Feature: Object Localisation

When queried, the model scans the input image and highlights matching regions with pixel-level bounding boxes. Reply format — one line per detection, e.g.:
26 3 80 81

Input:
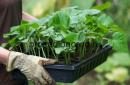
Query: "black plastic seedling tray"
44 45 112 83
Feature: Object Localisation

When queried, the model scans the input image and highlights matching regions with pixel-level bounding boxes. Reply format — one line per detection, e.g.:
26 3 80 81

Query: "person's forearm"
22 11 38 22
0 47 10 65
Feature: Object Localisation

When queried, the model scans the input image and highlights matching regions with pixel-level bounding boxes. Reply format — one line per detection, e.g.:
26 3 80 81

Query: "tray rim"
44 45 112 70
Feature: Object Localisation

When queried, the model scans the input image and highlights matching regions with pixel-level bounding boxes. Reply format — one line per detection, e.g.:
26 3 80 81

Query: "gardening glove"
6 51 57 85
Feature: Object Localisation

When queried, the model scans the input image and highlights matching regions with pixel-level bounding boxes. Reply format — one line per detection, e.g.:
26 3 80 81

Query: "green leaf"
110 24 124 33
4 31 19 39
77 31 86 42
97 14 113 27
21 38 29 43
61 6 80 16
108 32 128 52
21 20 29 24
55 47 67 54
83 9 101 15
49 11 70 30
53 34 63 41
30 23 39 28
38 15 53 25
40 27 54 37
92 2 112 11
64 32 78 43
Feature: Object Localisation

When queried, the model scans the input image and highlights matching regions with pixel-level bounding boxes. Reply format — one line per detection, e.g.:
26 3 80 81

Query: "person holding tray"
0 0 56 85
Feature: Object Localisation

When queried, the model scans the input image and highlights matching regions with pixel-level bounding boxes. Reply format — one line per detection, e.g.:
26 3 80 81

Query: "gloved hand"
6 51 57 85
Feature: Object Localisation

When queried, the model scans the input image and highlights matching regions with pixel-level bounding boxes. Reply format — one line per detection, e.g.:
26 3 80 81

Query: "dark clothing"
0 0 22 43
0 64 28 85
0 1 27 85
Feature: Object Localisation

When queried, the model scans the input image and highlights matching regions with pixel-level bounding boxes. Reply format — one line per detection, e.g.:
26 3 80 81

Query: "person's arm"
0 47 56 85
22 11 38 22
0 47 10 65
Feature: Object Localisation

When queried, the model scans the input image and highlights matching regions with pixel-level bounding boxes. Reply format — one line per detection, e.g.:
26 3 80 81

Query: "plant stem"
47 44 49 57
30 42 34 55
48 42 57 59
41 46 46 58
65 43 69 64
32 39 36 56
39 39 46 58
19 45 22 53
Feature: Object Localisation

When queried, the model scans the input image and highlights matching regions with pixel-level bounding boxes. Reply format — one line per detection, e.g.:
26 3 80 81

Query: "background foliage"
23 0 130 85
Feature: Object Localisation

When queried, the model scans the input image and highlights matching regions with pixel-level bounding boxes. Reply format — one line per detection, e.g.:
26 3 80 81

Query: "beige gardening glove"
6 51 57 85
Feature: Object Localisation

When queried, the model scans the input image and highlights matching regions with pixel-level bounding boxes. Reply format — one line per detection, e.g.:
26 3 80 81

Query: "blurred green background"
23 0 130 85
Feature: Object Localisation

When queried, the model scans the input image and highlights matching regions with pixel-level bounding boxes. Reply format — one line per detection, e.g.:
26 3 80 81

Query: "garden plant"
4 7 126 82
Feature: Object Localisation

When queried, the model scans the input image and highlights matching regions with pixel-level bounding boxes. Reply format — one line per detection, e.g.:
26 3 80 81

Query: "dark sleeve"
0 0 16 7
0 0 22 43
